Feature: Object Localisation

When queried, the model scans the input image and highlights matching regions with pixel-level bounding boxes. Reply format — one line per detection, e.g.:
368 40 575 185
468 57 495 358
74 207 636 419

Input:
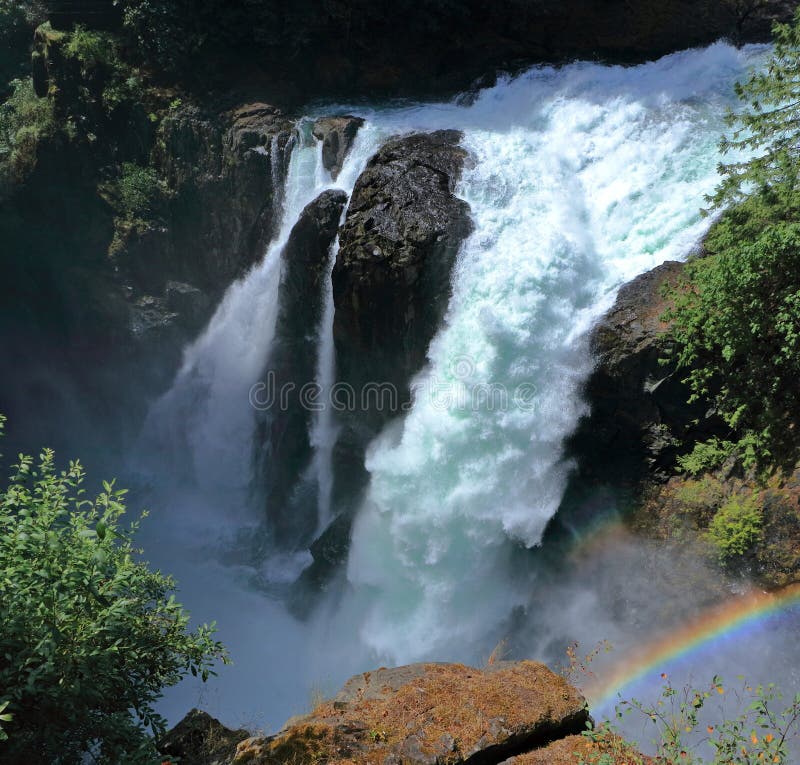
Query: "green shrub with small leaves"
707 493 762 562
0 76 55 181
0 415 228 764
108 161 167 221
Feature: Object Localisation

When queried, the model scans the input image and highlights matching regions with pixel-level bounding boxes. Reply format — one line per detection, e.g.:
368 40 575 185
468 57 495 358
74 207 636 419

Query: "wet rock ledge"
160 661 650 765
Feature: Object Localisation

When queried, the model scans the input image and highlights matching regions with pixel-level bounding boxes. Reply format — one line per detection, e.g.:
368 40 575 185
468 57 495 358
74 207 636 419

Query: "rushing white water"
131 42 772 731
309 229 344 535
320 42 766 668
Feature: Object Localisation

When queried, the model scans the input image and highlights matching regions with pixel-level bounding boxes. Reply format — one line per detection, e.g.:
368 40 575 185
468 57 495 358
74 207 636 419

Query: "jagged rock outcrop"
312 116 365 180
145 103 292 290
333 129 472 435
158 709 249 765
568 260 719 484
257 189 348 546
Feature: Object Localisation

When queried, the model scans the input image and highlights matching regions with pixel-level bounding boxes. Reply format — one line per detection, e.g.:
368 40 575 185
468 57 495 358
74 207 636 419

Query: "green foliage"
106 162 167 221
677 438 738 476
708 493 762 562
0 416 228 764
667 9 800 474
668 187 800 472
0 76 55 181
0 2 47 97
712 6 800 208
65 26 118 70
595 675 800 764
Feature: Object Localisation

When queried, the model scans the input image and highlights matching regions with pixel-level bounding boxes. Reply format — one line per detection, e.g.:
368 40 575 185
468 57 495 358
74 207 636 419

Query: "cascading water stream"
309 230 344 536
128 42 778 731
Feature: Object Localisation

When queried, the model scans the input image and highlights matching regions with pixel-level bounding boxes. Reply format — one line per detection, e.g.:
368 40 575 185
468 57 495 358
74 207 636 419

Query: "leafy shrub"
65 25 117 70
0 76 55 181
707 493 762 562
677 438 737 476
0 415 228 764
668 191 800 472
666 8 800 474
593 675 800 764
106 161 167 221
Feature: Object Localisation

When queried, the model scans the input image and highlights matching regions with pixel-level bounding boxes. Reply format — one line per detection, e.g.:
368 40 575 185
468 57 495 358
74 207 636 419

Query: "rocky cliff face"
161 661 649 765
568 259 721 486
0 97 293 453
120 103 294 375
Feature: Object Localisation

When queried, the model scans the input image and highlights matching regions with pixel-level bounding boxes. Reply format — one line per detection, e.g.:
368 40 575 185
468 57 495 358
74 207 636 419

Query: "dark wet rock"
313 116 365 180
568 260 721 484
258 189 348 547
333 129 472 439
159 708 249 765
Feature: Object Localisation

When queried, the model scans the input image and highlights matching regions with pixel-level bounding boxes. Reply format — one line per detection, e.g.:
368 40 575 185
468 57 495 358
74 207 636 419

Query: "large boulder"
568 260 718 484
257 189 349 546
233 661 591 765
313 116 365 180
333 129 472 442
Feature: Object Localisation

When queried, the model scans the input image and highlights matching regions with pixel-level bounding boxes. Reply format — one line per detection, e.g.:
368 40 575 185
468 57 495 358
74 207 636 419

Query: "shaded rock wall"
567 259 721 486
116 0 795 102
0 100 293 454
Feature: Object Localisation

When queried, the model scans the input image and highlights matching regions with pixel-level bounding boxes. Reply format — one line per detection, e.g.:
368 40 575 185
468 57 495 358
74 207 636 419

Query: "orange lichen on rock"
234 660 590 765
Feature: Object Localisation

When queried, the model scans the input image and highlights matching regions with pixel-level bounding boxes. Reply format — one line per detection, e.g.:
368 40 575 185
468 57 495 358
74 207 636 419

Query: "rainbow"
585 583 800 709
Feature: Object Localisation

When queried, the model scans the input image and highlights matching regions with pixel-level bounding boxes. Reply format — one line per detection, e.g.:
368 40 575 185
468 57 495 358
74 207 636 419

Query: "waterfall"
314 42 766 669
309 231 343 536
138 123 378 503
130 42 769 730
